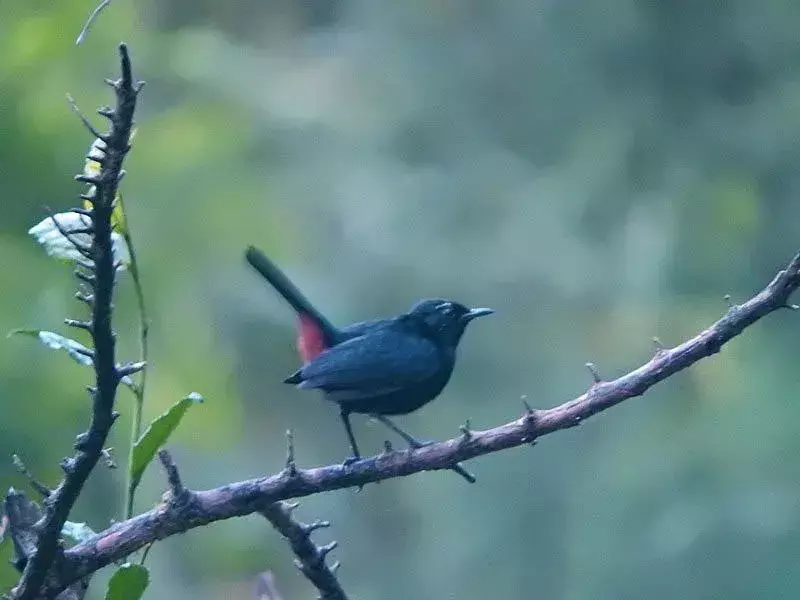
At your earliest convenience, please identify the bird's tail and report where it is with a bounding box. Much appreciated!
[245,245,339,346]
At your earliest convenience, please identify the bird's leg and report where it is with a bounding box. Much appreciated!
[372,415,476,484]
[373,415,429,448]
[339,408,361,465]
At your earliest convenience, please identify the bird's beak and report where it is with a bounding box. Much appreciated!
[463,307,494,322]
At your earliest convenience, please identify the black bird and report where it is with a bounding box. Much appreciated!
[245,246,493,473]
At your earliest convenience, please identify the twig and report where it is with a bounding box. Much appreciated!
[33,250,800,596]
[75,0,114,45]
[11,455,53,499]
[138,450,189,566]
[259,503,348,600]
[65,95,104,141]
[12,44,140,600]
[156,449,186,500]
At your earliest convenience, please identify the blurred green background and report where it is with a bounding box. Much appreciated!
[2,1,800,598]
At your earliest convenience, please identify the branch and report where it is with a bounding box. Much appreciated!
[3,490,91,600]
[259,502,348,600]
[11,44,140,600]
[40,251,800,597]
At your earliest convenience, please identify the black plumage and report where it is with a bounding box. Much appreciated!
[246,246,493,463]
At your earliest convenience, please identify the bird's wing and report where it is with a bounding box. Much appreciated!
[293,329,440,399]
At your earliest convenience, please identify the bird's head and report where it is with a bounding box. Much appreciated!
[407,298,494,347]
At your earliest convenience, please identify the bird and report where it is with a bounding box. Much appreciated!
[245,245,493,475]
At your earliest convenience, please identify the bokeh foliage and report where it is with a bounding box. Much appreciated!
[2,1,800,598]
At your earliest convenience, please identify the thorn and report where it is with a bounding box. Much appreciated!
[117,169,126,182]
[97,106,115,119]
[283,501,300,513]
[585,362,602,384]
[105,78,120,90]
[652,337,666,353]
[459,419,473,441]
[284,430,297,477]
[782,303,799,311]
[101,447,117,469]
[723,294,735,309]
[74,269,95,285]
[75,291,95,306]
[74,432,90,451]
[157,449,186,499]
[111,411,121,423]
[72,344,94,360]
[77,258,95,271]
[134,81,146,94]
[117,361,146,378]
[80,191,96,202]
[452,465,477,484]
[68,207,93,217]
[382,440,394,454]
[65,318,92,331]
[12,454,52,498]
[75,173,101,185]
[60,457,74,474]
[521,396,536,422]
[302,520,331,535]
[85,385,97,396]
[330,561,341,574]
[318,541,338,559]
[66,93,106,140]
[86,152,105,166]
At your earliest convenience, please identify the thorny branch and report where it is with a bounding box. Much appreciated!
[259,502,347,600]
[31,250,800,598]
[4,491,90,600]
[10,44,141,600]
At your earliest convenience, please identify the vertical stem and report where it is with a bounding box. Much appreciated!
[120,194,149,520]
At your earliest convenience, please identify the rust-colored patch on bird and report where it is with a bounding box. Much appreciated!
[297,314,326,362]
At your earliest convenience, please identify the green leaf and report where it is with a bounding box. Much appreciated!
[129,393,204,495]
[105,563,149,600]
[62,521,96,544]
[9,329,93,366]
